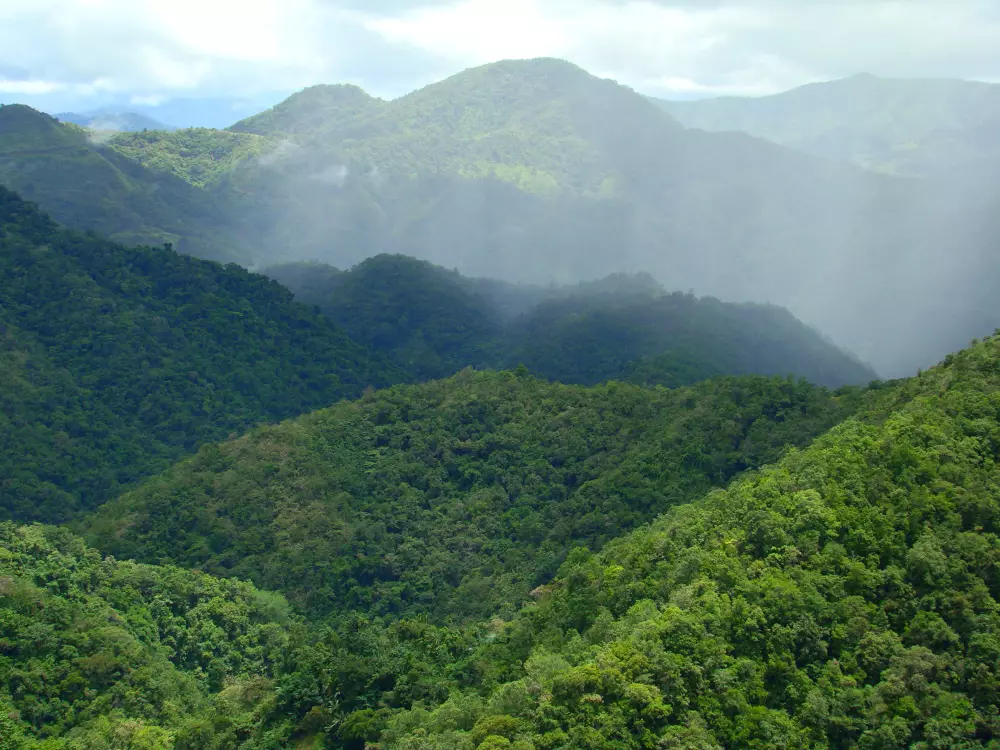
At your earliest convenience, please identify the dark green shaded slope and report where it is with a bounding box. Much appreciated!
[0,104,248,263]
[266,257,877,388]
[0,187,396,522]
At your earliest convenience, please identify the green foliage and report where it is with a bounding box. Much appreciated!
[381,335,1000,749]
[0,523,299,747]
[86,370,861,622]
[267,257,876,389]
[0,186,397,522]
[107,129,268,187]
[0,105,248,263]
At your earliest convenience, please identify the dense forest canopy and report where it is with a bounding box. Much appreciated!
[264,255,877,388]
[0,186,397,523]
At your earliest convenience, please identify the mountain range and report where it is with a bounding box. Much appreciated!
[2,60,998,377]
[3,55,1000,750]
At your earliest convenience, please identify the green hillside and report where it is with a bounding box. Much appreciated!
[655,74,1000,175]
[0,104,248,263]
[230,83,383,137]
[107,128,269,187]
[86,370,864,622]
[0,186,396,523]
[0,522,302,749]
[376,334,1000,749]
[265,256,877,388]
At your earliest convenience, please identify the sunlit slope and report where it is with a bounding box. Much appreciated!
[0,522,299,747]
[87,370,864,622]
[381,333,1000,749]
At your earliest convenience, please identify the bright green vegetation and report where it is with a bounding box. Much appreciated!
[655,74,1000,175]
[0,187,396,523]
[0,105,246,263]
[265,255,877,388]
[107,128,268,187]
[376,334,1000,749]
[0,522,301,749]
[86,370,863,622]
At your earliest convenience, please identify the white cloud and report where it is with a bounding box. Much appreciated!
[2,0,1000,111]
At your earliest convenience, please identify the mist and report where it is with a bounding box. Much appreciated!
[207,62,1000,380]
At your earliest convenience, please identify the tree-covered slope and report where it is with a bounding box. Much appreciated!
[655,74,1000,175]
[0,523,303,749]
[86,370,863,623]
[106,128,269,187]
[265,256,877,388]
[0,104,249,263]
[0,187,396,523]
[375,333,1000,749]
[229,83,383,137]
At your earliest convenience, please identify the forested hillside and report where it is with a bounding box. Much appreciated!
[265,255,877,388]
[375,334,1000,749]
[0,104,247,262]
[0,187,395,523]
[86,371,865,622]
[0,523,301,749]
[29,333,1000,750]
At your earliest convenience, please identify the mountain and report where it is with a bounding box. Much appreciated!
[0,187,396,523]
[214,61,1000,377]
[375,332,1000,750]
[11,61,1000,376]
[265,255,876,387]
[55,109,175,132]
[0,104,248,262]
[655,74,1000,175]
[0,522,300,747]
[230,83,382,137]
[85,370,865,623]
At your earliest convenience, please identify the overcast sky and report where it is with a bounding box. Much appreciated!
[3,0,1000,125]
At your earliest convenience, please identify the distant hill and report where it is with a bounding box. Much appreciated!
[55,109,175,132]
[654,74,1000,175]
[230,83,382,136]
[264,255,877,388]
[0,187,396,523]
[0,104,249,262]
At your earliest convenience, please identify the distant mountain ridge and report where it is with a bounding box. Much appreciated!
[264,254,877,388]
[5,60,1000,377]
[654,73,1000,175]
[55,109,175,132]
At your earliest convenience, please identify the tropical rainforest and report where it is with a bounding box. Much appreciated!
[3,54,1000,750]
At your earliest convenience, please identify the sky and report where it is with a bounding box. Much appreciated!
[3,0,1000,126]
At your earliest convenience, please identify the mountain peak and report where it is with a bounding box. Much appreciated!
[228,83,380,135]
